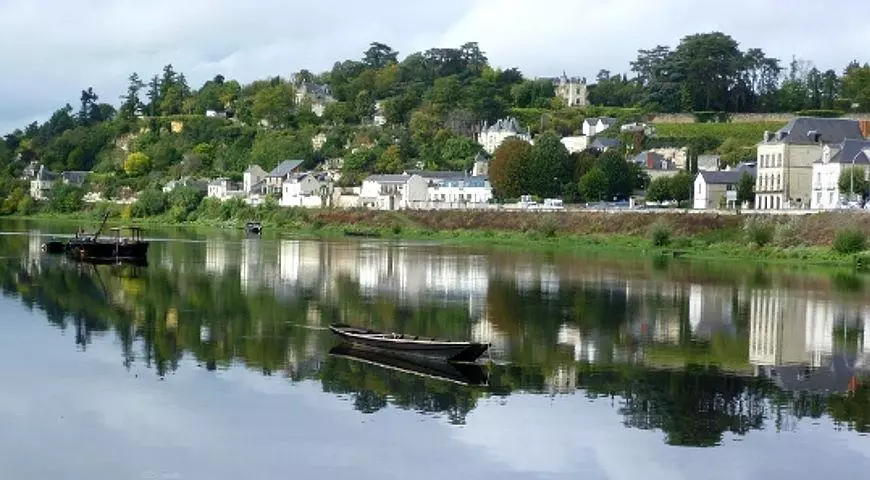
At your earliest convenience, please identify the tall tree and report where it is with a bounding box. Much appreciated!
[490,138,532,199]
[78,87,99,126]
[524,132,571,198]
[363,42,399,69]
[146,75,160,116]
[120,73,145,120]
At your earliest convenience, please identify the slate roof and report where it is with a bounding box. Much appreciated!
[765,117,863,145]
[269,160,304,177]
[405,170,466,181]
[816,138,870,165]
[698,171,745,185]
[591,137,620,149]
[244,164,267,174]
[61,171,89,185]
[585,116,617,126]
[630,151,666,165]
[482,117,527,134]
[365,174,411,184]
[35,166,56,181]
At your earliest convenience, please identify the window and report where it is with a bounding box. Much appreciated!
[777,153,783,167]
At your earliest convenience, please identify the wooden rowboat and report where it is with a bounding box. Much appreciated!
[328,324,490,363]
[328,345,489,386]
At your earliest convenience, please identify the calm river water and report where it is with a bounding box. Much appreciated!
[0,219,868,479]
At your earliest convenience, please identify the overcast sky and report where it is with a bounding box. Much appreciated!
[1,0,868,134]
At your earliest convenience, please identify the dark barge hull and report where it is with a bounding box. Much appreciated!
[66,241,149,262]
[329,324,489,363]
[329,345,489,386]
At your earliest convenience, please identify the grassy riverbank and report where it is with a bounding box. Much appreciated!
[7,208,870,269]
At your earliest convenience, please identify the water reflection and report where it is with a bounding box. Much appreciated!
[1,227,869,446]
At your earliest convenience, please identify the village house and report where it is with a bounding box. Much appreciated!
[471,152,489,177]
[296,83,335,117]
[360,174,428,211]
[590,137,620,153]
[476,117,531,154]
[693,165,756,210]
[582,117,617,137]
[30,165,56,200]
[373,100,387,126]
[311,133,328,151]
[551,73,588,107]
[755,117,863,211]
[427,175,493,208]
[810,138,870,210]
[207,178,244,201]
[560,136,590,154]
[630,151,680,181]
[280,173,330,208]
[28,166,90,200]
[266,160,305,192]
[163,177,208,194]
[243,165,268,194]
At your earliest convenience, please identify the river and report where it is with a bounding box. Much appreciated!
[0,219,868,479]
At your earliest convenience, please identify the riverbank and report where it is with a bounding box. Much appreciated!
[7,209,870,268]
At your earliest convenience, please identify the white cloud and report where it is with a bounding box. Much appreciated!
[1,0,869,133]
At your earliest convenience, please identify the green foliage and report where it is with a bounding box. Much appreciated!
[251,81,296,128]
[736,172,756,207]
[668,171,694,206]
[375,145,405,174]
[124,152,152,177]
[793,109,844,117]
[652,122,781,150]
[646,176,670,203]
[524,132,571,198]
[598,150,634,200]
[168,186,205,220]
[131,189,168,217]
[490,138,532,199]
[578,168,607,202]
[838,167,868,200]
[833,228,867,254]
[48,183,85,213]
[743,217,774,247]
[650,221,672,247]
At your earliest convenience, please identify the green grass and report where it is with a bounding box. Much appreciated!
[652,122,784,147]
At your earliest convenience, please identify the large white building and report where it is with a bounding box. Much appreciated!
[810,139,870,210]
[427,175,492,207]
[476,117,531,154]
[295,83,335,117]
[281,173,328,208]
[755,117,863,211]
[360,174,429,210]
[582,117,617,137]
[552,73,588,107]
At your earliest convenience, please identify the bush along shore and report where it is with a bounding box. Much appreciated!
[12,199,870,269]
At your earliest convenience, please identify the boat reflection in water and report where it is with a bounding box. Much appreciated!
[328,345,490,387]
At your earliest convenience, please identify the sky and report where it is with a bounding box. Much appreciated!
[1,0,869,134]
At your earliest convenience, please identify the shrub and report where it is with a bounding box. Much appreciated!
[131,189,167,217]
[744,217,774,247]
[833,228,867,254]
[650,222,671,247]
[773,219,802,248]
[794,109,843,118]
[538,216,558,238]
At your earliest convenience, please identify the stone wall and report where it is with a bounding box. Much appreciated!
[648,112,870,124]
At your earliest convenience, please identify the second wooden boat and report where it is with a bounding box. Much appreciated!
[328,323,490,363]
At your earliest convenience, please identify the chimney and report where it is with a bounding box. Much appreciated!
[763,131,774,142]
[860,120,870,139]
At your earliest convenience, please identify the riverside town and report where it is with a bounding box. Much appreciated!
[1,17,870,480]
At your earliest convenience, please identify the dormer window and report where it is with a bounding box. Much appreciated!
[822,146,831,164]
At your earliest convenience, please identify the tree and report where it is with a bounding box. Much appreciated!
[669,171,695,207]
[598,150,634,200]
[124,152,151,177]
[842,63,870,112]
[251,82,295,128]
[646,176,672,203]
[48,184,84,213]
[131,189,168,217]
[440,135,481,171]
[839,167,869,200]
[736,172,755,207]
[146,75,160,115]
[375,145,404,173]
[120,73,144,120]
[78,87,100,126]
[490,138,532,199]
[578,168,607,202]
[525,132,571,198]
[363,42,398,69]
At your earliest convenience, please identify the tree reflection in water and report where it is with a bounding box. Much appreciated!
[0,229,868,445]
